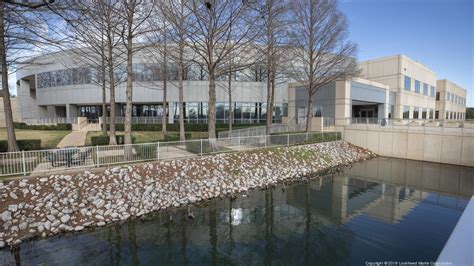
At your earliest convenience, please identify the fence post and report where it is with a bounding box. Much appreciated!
[287,134,290,146]
[200,139,203,156]
[157,142,160,160]
[264,135,267,148]
[322,131,325,142]
[238,135,241,150]
[21,150,26,176]
[306,132,309,142]
[96,146,100,167]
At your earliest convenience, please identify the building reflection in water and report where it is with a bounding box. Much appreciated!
[1,157,472,265]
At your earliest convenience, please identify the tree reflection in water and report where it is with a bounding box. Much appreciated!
[1,157,472,265]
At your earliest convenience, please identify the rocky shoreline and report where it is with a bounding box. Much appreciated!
[0,141,375,249]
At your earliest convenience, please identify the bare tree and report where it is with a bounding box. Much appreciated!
[260,0,291,135]
[54,0,126,144]
[186,0,263,140]
[0,0,57,151]
[159,0,193,141]
[288,0,358,132]
[121,0,154,145]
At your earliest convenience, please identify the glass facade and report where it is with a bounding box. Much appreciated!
[414,80,420,93]
[37,67,94,88]
[430,86,435,97]
[172,102,287,124]
[37,63,269,89]
[404,76,411,91]
[423,83,428,96]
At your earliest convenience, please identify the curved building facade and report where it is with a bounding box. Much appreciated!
[16,48,288,124]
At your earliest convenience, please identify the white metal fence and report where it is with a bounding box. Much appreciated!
[0,131,342,177]
[22,117,79,125]
[218,124,307,138]
[346,118,474,129]
[106,117,282,124]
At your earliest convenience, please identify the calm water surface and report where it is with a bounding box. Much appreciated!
[1,157,473,265]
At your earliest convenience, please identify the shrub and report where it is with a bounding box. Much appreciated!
[14,122,72,130]
[185,140,229,154]
[0,139,42,152]
[91,135,136,146]
[163,133,192,141]
[107,123,264,132]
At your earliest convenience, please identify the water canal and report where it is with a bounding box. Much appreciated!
[1,157,472,265]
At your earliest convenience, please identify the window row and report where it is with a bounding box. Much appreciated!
[36,64,270,89]
[445,92,466,105]
[444,111,465,120]
[37,67,93,88]
[402,106,435,119]
[404,76,435,97]
[171,102,288,124]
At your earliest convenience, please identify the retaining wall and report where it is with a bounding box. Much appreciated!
[344,124,474,167]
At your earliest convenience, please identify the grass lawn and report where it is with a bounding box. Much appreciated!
[0,129,71,149]
[85,131,209,145]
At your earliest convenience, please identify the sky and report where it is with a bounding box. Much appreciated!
[339,0,473,106]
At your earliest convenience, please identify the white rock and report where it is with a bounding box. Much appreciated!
[74,226,84,231]
[60,215,70,223]
[1,211,12,222]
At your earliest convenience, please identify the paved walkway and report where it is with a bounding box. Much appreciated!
[56,131,88,148]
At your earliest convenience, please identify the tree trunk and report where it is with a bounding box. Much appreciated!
[124,38,133,145]
[162,74,167,135]
[208,71,216,139]
[162,42,168,135]
[108,44,117,145]
[265,74,273,135]
[0,4,18,152]
[228,70,232,132]
[178,40,185,141]
[306,96,313,133]
[101,56,107,136]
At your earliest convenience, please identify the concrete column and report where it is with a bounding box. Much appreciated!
[46,106,57,118]
[168,102,175,124]
[66,104,78,118]
[334,80,351,127]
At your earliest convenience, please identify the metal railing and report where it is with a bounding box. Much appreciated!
[22,117,79,125]
[0,131,342,177]
[105,117,283,125]
[218,123,307,138]
[346,118,474,129]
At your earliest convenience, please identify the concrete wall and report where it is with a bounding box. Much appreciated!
[344,125,474,167]
[0,97,21,127]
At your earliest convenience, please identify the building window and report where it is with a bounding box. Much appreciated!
[436,92,440,101]
[403,106,410,119]
[423,83,428,96]
[413,107,419,119]
[435,111,439,119]
[446,111,449,119]
[414,80,420,93]
[404,76,411,91]
[428,109,433,119]
[422,108,427,119]
[430,86,435,97]
[447,92,450,102]
[313,105,322,117]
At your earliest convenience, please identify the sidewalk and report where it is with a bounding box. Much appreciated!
[56,131,88,148]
